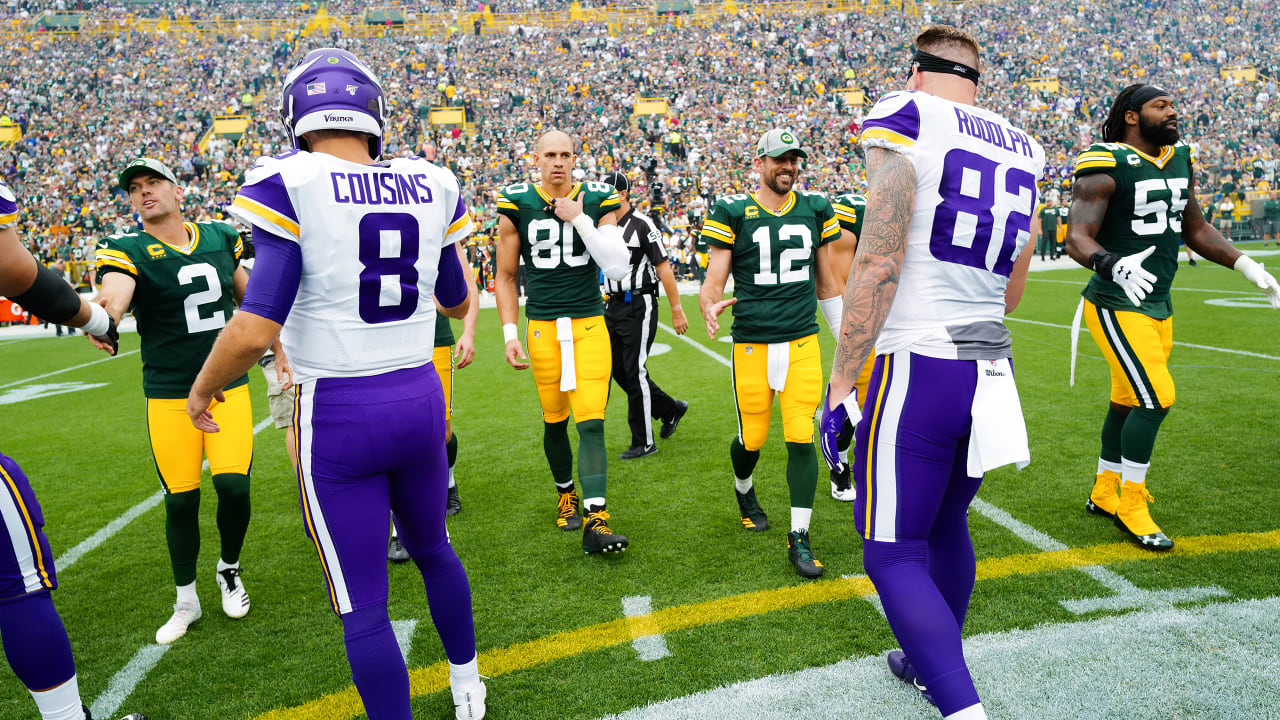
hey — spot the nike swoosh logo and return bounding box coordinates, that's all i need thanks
[798,341,810,347]
[585,325,598,331]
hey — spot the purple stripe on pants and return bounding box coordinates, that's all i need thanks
[0,452,56,601]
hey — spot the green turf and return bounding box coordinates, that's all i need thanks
[1,246,1277,719]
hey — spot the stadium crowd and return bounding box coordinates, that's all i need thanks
[3,0,1280,287]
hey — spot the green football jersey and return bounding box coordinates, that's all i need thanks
[96,221,248,399]
[1038,204,1059,232]
[831,193,866,237]
[495,181,621,321]
[1074,141,1194,319]
[700,191,841,343]
[434,312,455,348]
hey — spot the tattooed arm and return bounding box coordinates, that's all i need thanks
[1064,172,1116,268]
[827,147,916,402]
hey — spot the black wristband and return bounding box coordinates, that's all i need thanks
[1090,251,1120,279]
[11,262,81,324]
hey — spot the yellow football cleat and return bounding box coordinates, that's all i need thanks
[1114,482,1173,550]
[1085,470,1121,518]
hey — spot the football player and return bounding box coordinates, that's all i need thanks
[0,178,145,720]
[189,48,484,720]
[699,128,843,578]
[821,26,1045,719]
[92,157,256,644]
[494,130,633,555]
[1067,83,1280,550]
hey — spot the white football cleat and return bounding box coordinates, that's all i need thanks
[830,467,856,502]
[155,602,202,644]
[451,678,486,720]
[216,567,251,619]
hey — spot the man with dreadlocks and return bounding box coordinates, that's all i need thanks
[1067,83,1280,551]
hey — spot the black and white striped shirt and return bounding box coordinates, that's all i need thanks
[604,209,668,295]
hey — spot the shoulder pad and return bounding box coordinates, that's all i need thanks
[245,151,322,188]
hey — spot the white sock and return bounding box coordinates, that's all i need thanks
[1120,457,1150,485]
[390,522,399,540]
[790,507,812,533]
[944,703,987,720]
[1097,458,1123,475]
[176,582,198,607]
[448,464,456,488]
[449,654,480,688]
[216,558,239,573]
[555,481,574,491]
[584,497,606,512]
[734,476,753,494]
[30,674,83,720]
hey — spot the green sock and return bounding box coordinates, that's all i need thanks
[577,419,607,505]
[785,442,818,509]
[730,436,760,480]
[446,433,458,469]
[1121,406,1168,465]
[543,420,573,488]
[212,473,251,565]
[164,489,201,586]
[1100,404,1130,464]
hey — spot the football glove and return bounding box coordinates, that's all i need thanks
[1234,255,1280,309]
[1093,246,1156,307]
[93,315,120,356]
[819,384,861,474]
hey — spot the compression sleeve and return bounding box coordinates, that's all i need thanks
[238,225,301,325]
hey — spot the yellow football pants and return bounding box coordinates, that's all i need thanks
[147,384,254,494]
[526,316,612,423]
[433,344,454,421]
[732,334,822,450]
[1084,299,1176,409]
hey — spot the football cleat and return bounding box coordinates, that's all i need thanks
[446,485,462,516]
[735,486,768,531]
[582,508,628,553]
[451,677,486,720]
[787,529,824,578]
[556,488,582,531]
[387,535,410,563]
[830,465,856,502]
[216,567,251,619]
[117,715,149,720]
[660,400,689,440]
[619,443,657,460]
[887,650,936,706]
[1085,470,1120,518]
[155,602,202,644]
[1114,482,1173,550]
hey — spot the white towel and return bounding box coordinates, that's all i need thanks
[766,342,790,393]
[1069,298,1085,387]
[966,358,1031,477]
[557,317,576,392]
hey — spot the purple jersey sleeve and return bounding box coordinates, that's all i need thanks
[239,226,301,325]
[0,181,18,228]
[434,245,469,309]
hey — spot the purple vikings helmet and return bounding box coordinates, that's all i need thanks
[280,48,387,158]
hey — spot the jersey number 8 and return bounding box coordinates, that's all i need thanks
[929,148,1036,277]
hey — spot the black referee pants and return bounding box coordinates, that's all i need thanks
[605,293,678,447]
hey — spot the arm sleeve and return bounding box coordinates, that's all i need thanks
[434,243,469,308]
[238,226,301,325]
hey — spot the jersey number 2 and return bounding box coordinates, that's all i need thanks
[178,263,226,334]
[929,148,1036,277]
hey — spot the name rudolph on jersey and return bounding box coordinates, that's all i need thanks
[330,170,436,206]
[953,107,1036,159]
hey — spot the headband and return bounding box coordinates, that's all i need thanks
[909,49,981,84]
[1126,85,1171,111]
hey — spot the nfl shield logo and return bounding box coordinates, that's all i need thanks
[306,82,326,95]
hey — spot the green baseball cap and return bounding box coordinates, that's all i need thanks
[755,128,808,159]
[118,157,178,191]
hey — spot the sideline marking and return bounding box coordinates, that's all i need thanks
[56,416,274,571]
[246,528,1280,720]
[1006,316,1280,361]
[393,620,419,665]
[659,323,732,366]
[622,595,670,661]
[1027,277,1257,294]
[0,349,140,390]
[89,644,169,719]
[0,381,110,405]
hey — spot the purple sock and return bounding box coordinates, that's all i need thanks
[414,539,477,665]
[0,591,76,690]
[341,604,411,720]
[864,539,980,716]
[927,466,981,629]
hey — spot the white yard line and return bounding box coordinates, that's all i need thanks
[621,595,671,661]
[0,349,139,390]
[659,323,731,368]
[1006,316,1280,361]
[1026,277,1257,294]
[56,416,275,572]
[89,644,170,720]
[392,619,419,665]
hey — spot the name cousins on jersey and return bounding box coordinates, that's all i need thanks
[330,169,437,206]
[953,107,1036,159]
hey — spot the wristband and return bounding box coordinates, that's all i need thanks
[503,323,518,344]
[1090,250,1119,278]
[1234,255,1261,274]
[81,302,111,337]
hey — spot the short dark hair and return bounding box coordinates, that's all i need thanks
[915,25,980,67]
[1101,84,1147,143]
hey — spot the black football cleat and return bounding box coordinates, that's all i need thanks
[556,488,582,531]
[446,485,461,516]
[387,536,410,563]
[660,400,689,440]
[735,486,768,531]
[582,508,628,553]
[787,529,824,578]
[619,443,657,460]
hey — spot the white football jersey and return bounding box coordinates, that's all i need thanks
[861,91,1046,360]
[229,150,473,384]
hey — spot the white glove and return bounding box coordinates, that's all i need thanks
[1235,255,1280,309]
[1111,245,1157,307]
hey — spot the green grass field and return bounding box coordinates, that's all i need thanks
[1,248,1278,719]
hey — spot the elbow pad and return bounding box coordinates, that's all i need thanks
[11,262,81,324]
[572,216,631,281]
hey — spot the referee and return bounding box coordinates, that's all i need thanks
[600,170,690,459]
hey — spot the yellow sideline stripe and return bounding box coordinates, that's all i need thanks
[247,528,1280,720]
